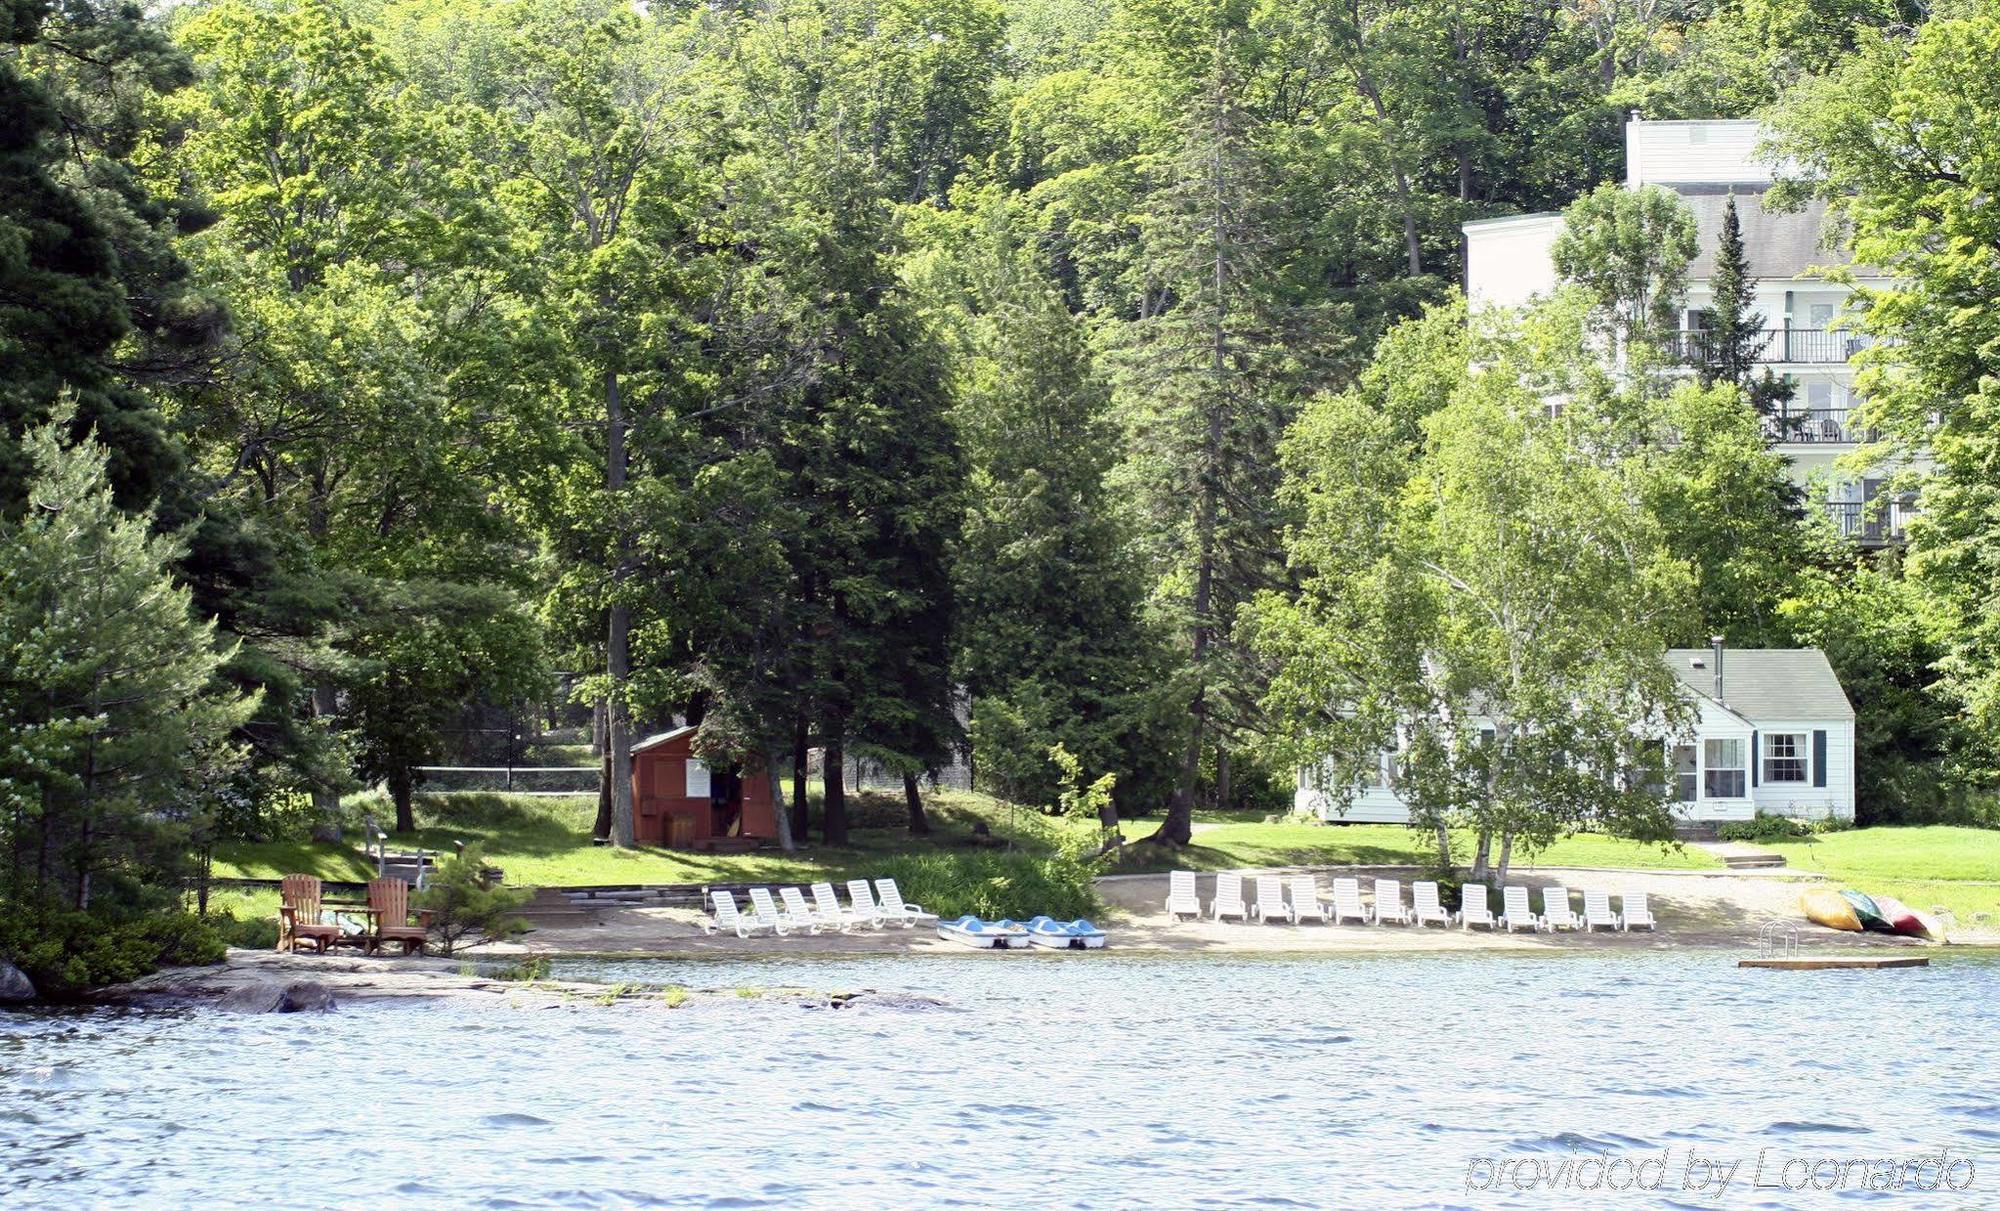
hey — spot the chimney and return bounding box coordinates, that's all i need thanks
[1710,635,1726,704]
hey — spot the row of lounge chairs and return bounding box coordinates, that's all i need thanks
[1166,871,1658,932]
[707,879,938,938]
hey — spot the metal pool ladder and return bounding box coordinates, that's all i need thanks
[1756,920,1800,958]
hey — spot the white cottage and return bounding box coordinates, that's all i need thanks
[1294,646,1857,826]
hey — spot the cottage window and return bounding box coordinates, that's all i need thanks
[1764,733,1807,783]
[1672,744,1698,803]
[1703,739,1746,798]
[685,758,711,798]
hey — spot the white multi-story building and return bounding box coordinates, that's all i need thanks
[1463,117,1919,546]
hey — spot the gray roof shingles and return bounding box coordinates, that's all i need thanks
[1671,186,1858,280]
[1666,648,1855,722]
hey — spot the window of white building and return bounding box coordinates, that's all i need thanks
[1704,738,1746,798]
[1764,733,1808,783]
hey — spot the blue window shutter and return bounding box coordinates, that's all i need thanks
[1813,730,1828,788]
[1750,732,1758,788]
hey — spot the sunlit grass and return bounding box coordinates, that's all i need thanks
[1114,813,1717,872]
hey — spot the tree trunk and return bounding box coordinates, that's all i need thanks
[591,695,606,758]
[1158,63,1229,852]
[1471,825,1491,881]
[767,749,796,853]
[903,771,931,835]
[1495,828,1515,886]
[605,366,636,849]
[310,682,342,842]
[390,769,415,834]
[790,714,809,840]
[1215,747,1231,811]
[822,734,849,845]
[593,751,613,841]
[1432,819,1452,871]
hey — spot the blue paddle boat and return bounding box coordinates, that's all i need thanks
[935,916,1030,949]
[1026,916,1107,950]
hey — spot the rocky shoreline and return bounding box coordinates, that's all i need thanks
[100,948,954,1013]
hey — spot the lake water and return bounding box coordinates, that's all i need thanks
[3,951,1995,1208]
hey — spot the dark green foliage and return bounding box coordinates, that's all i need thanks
[416,843,530,956]
[0,906,225,1001]
[873,849,1099,922]
[0,0,180,510]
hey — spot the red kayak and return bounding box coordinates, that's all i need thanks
[1869,894,1926,937]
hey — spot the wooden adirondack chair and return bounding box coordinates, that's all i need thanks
[278,874,343,954]
[366,877,432,956]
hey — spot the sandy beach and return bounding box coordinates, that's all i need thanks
[453,864,1995,958]
[102,864,1989,1010]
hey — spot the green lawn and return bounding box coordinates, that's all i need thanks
[211,788,1078,889]
[1114,813,1719,873]
[1764,826,2000,925]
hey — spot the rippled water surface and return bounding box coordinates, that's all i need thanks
[4,951,1998,1208]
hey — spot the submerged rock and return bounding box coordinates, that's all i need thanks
[281,981,337,1012]
[217,980,339,1013]
[0,960,34,1003]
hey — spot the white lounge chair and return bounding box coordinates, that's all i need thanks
[846,879,887,927]
[811,882,863,931]
[1621,890,1657,931]
[874,878,937,927]
[1499,885,1543,932]
[1289,876,1328,924]
[711,889,770,938]
[1581,889,1620,932]
[1411,881,1451,928]
[1458,884,1496,930]
[1541,886,1580,931]
[1210,872,1248,922]
[747,887,793,935]
[779,886,824,934]
[1374,878,1411,926]
[1166,870,1202,920]
[1252,875,1294,924]
[1330,877,1370,925]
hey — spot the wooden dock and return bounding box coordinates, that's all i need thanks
[1739,955,1929,970]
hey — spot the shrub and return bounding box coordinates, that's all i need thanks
[1717,813,1823,843]
[0,908,226,1000]
[210,910,279,951]
[416,844,531,956]
[874,850,1099,921]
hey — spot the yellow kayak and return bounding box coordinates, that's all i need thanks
[1801,887,1862,932]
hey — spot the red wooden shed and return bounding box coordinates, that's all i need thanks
[629,727,776,851]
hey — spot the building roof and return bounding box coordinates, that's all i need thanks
[1666,648,1854,723]
[1673,186,1856,280]
[632,725,696,754]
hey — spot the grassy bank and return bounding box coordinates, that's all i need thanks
[1113,812,1720,874]
[1764,826,2000,925]
[211,789,1101,921]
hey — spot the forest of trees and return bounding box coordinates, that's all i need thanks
[5,0,1997,970]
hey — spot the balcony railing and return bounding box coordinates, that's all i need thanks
[1670,327,1875,365]
[1825,496,1916,546]
[1764,406,1877,446]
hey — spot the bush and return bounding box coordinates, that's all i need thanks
[873,850,1099,921]
[416,844,531,956]
[0,908,226,1000]
[210,910,280,951]
[1717,813,1847,843]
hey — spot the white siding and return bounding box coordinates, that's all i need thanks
[1463,215,1563,309]
[1748,721,1856,821]
[1626,120,1772,186]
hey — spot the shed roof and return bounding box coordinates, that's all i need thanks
[631,725,696,755]
[1666,648,1854,723]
